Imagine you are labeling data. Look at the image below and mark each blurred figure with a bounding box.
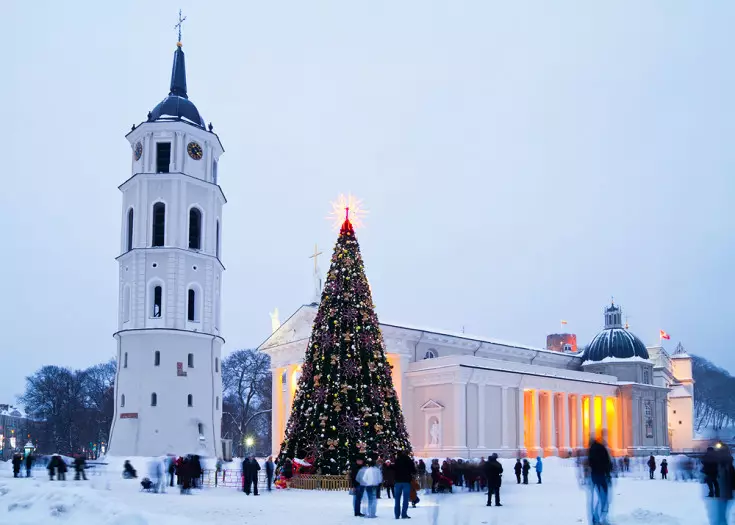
[706,444,734,525]
[73,454,87,480]
[703,447,721,498]
[24,453,34,478]
[123,459,137,479]
[522,459,531,485]
[514,458,522,484]
[350,457,366,517]
[11,453,21,478]
[587,432,612,525]
[648,455,656,480]
[661,459,668,480]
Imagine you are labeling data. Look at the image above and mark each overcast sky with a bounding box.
[2,1,733,402]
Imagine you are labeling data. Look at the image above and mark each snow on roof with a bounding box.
[669,385,692,398]
[582,356,651,366]
[0,405,27,418]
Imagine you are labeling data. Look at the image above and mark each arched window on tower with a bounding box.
[188,394,193,407]
[215,220,220,258]
[198,422,203,435]
[152,286,162,318]
[188,353,194,368]
[152,203,165,247]
[216,396,220,410]
[121,394,125,407]
[151,393,157,407]
[213,160,218,184]
[187,288,198,321]
[124,352,128,368]
[424,349,438,360]
[188,208,202,250]
[126,208,134,252]
[154,350,160,367]
[215,357,219,373]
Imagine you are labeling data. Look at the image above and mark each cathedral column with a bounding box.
[517,388,525,453]
[271,367,281,454]
[286,364,299,415]
[547,392,558,455]
[535,390,542,456]
[478,383,486,449]
[562,393,571,453]
[453,382,467,449]
[576,395,584,449]
[588,395,596,444]
[601,396,609,438]
[501,386,509,449]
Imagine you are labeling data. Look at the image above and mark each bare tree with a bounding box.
[221,349,272,456]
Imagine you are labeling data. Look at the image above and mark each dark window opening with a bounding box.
[188,208,202,250]
[151,393,157,407]
[215,358,219,373]
[187,289,196,321]
[215,221,220,258]
[154,350,160,366]
[156,142,171,173]
[152,203,165,247]
[188,394,193,407]
[126,208,134,251]
[121,394,125,407]
[153,286,162,318]
[188,353,194,368]
[198,422,203,434]
[213,160,218,184]
[124,352,128,368]
[216,397,219,410]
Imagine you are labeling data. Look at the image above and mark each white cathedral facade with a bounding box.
[108,42,225,458]
[262,302,696,459]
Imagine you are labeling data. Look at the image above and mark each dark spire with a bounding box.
[169,44,188,99]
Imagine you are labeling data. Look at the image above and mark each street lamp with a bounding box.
[244,436,255,456]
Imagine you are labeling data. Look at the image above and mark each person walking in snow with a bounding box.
[358,458,383,518]
[587,432,612,525]
[73,454,87,481]
[484,453,503,507]
[11,454,21,478]
[648,455,656,480]
[514,459,522,484]
[265,456,275,491]
[350,457,366,517]
[394,451,417,520]
[660,459,668,480]
[522,459,531,485]
[24,453,34,478]
[535,456,543,484]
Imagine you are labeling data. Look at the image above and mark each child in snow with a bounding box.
[535,457,543,484]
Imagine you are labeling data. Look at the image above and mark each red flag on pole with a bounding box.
[660,329,671,340]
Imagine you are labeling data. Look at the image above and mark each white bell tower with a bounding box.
[108,37,225,458]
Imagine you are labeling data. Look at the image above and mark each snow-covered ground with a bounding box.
[0,457,722,524]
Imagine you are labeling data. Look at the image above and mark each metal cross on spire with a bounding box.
[175,9,187,44]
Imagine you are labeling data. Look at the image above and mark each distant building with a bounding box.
[547,333,578,353]
[0,405,33,458]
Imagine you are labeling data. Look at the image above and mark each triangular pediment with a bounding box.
[258,304,318,351]
[421,399,444,412]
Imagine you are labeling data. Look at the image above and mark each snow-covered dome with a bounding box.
[583,302,649,362]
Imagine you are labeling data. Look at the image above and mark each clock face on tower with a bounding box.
[187,141,203,160]
[133,142,143,161]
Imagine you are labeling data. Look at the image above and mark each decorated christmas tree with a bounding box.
[277,209,411,475]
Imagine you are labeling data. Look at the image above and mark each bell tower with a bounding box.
[108,31,225,458]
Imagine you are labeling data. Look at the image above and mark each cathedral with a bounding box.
[262,301,695,458]
[108,38,225,457]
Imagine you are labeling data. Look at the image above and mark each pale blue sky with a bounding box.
[1,1,733,401]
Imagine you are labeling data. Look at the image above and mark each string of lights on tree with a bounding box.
[277,195,412,474]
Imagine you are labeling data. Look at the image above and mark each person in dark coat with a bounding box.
[168,457,175,487]
[57,457,67,481]
[484,453,503,507]
[48,455,59,480]
[660,459,668,480]
[190,455,203,489]
[588,433,612,525]
[11,454,22,478]
[702,447,721,498]
[265,456,275,491]
[24,453,34,478]
[242,457,251,494]
[521,459,531,485]
[123,460,137,479]
[430,459,440,493]
[393,451,416,520]
[350,457,366,517]
[514,459,522,484]
[247,456,261,495]
[74,455,87,480]
[283,458,294,480]
[382,459,396,498]
[647,455,656,480]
